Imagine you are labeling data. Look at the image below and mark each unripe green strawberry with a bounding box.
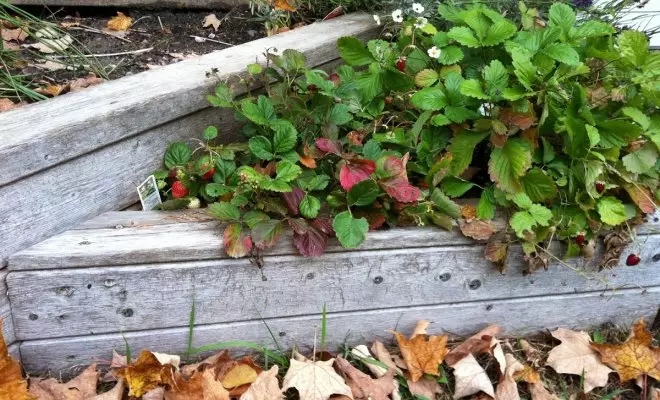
[187,197,201,209]
[157,180,166,190]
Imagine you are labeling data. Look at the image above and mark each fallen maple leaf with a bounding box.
[221,363,260,394]
[203,14,222,31]
[107,12,132,31]
[0,320,30,400]
[36,84,67,97]
[459,219,496,241]
[1,26,28,42]
[164,367,229,400]
[69,74,105,92]
[335,356,395,400]
[407,376,444,398]
[350,345,402,400]
[445,325,502,366]
[529,381,560,400]
[239,365,283,400]
[490,337,506,375]
[113,350,175,397]
[0,98,26,112]
[270,0,297,12]
[591,318,660,382]
[392,320,448,382]
[495,353,524,400]
[452,353,495,399]
[29,364,99,399]
[281,358,353,400]
[546,328,612,393]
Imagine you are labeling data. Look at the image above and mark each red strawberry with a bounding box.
[172,181,189,198]
[575,234,586,245]
[308,84,318,92]
[385,96,393,105]
[395,58,406,72]
[625,253,641,266]
[328,73,340,85]
[595,181,605,193]
[202,168,215,180]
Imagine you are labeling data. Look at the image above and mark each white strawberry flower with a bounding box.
[391,9,404,23]
[373,14,381,25]
[414,16,428,28]
[412,3,425,13]
[427,46,441,58]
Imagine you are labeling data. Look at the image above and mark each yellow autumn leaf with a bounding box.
[270,0,297,12]
[392,320,448,382]
[107,12,132,31]
[0,320,31,400]
[113,350,174,397]
[221,364,259,389]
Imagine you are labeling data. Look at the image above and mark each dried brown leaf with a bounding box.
[335,356,395,400]
[281,358,352,400]
[445,325,502,366]
[239,365,283,400]
[452,354,494,399]
[29,364,99,399]
[459,219,496,241]
[495,353,524,400]
[392,321,448,382]
[107,12,132,31]
[203,14,222,31]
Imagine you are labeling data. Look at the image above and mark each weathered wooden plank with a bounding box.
[0,271,15,345]
[8,232,660,340]
[0,13,378,188]
[10,208,659,270]
[9,0,245,8]
[17,286,660,373]
[7,344,20,362]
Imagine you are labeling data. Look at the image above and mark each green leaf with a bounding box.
[448,130,489,175]
[203,126,218,141]
[337,36,376,66]
[299,195,321,219]
[437,45,464,65]
[440,177,475,197]
[574,20,616,38]
[477,187,496,220]
[510,192,533,209]
[270,120,298,153]
[597,196,628,226]
[348,179,380,206]
[333,211,369,248]
[447,27,480,48]
[511,53,537,91]
[164,142,192,169]
[410,87,448,111]
[243,210,270,229]
[510,210,536,237]
[248,136,274,160]
[431,114,451,126]
[208,82,234,107]
[247,63,263,75]
[585,124,600,148]
[415,69,439,87]
[460,79,488,100]
[528,204,552,226]
[482,20,517,46]
[431,188,461,218]
[354,64,383,102]
[541,43,580,66]
[281,49,306,72]
[617,30,648,67]
[205,183,233,197]
[241,96,275,125]
[208,201,240,221]
[622,144,658,174]
[548,3,575,35]
[275,160,302,182]
[445,106,478,123]
[260,178,291,192]
[328,103,353,125]
[483,60,508,91]
[520,168,558,202]
[621,107,650,130]
[363,140,382,160]
[488,138,532,194]
[251,220,283,249]
[306,70,335,93]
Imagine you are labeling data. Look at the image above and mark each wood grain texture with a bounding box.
[0,271,15,345]
[10,209,659,270]
[8,231,660,340]
[9,0,246,8]
[0,13,378,188]
[17,286,660,373]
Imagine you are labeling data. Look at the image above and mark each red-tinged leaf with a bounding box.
[340,159,376,191]
[254,161,276,176]
[281,187,305,215]
[311,217,335,237]
[303,144,324,159]
[251,220,284,249]
[485,232,509,273]
[380,176,421,203]
[347,130,366,145]
[224,223,252,258]
[459,219,497,241]
[289,219,329,256]
[315,138,343,155]
[521,127,539,150]
[323,5,345,20]
[500,108,537,130]
[624,184,656,214]
[355,210,387,230]
[377,155,405,178]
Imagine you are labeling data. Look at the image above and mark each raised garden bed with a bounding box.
[0,12,379,266]
[6,209,660,373]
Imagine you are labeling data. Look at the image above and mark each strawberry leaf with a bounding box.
[289,219,329,256]
[281,187,305,215]
[380,176,421,203]
[339,159,376,191]
[251,220,284,249]
[333,211,369,248]
[300,195,321,218]
[315,138,343,155]
[223,223,253,258]
[488,138,532,194]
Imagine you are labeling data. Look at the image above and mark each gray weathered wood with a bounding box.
[7,343,20,362]
[8,231,660,340]
[0,16,379,267]
[10,0,246,8]
[17,286,660,373]
[0,13,378,188]
[0,271,15,345]
[10,209,659,270]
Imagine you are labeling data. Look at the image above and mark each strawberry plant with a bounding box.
[155,2,659,271]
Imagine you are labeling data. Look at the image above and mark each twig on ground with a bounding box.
[189,35,234,46]
[52,47,153,58]
[70,24,132,43]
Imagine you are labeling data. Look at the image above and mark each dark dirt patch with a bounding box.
[13,5,265,84]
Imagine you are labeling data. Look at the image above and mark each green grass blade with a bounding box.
[189,340,289,366]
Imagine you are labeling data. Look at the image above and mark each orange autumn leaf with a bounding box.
[270,0,297,12]
[392,320,448,382]
[591,318,660,382]
[460,205,477,221]
[299,155,317,168]
[0,320,31,400]
[107,12,133,31]
[165,367,229,400]
[113,350,174,397]
[513,364,541,384]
